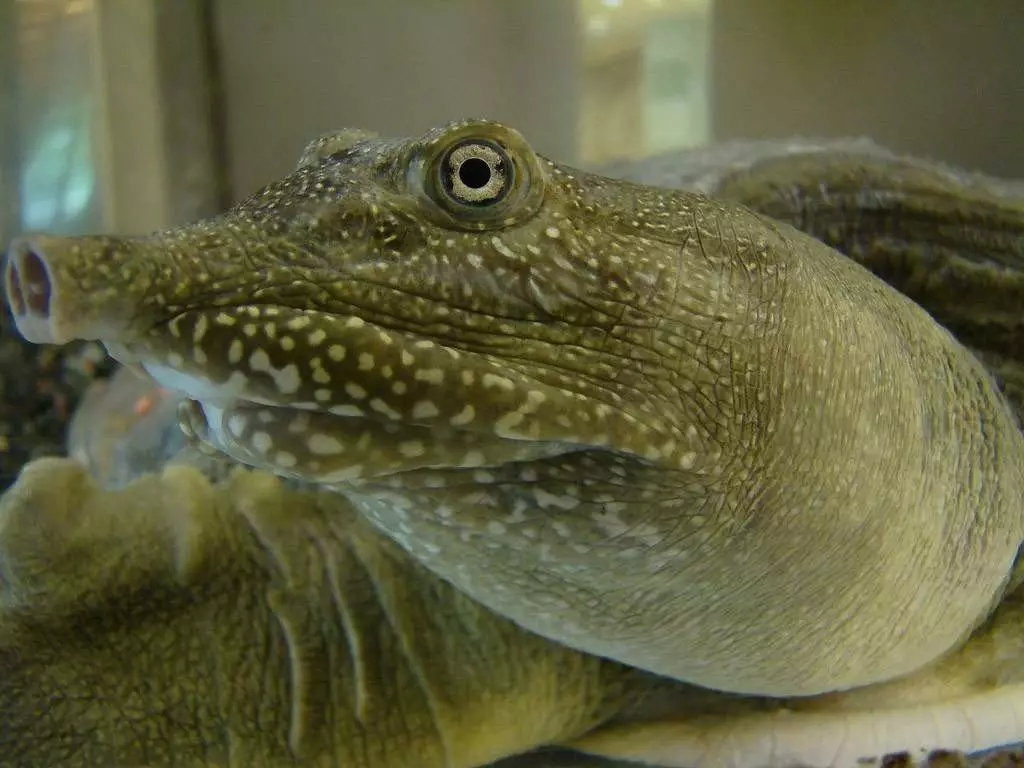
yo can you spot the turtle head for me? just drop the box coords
[3,119,746,483]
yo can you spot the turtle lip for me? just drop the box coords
[110,302,554,431]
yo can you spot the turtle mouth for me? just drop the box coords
[112,304,607,483]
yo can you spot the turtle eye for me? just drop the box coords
[439,139,512,207]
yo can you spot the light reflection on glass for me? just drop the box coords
[21,116,95,229]
[9,0,101,236]
[579,0,711,165]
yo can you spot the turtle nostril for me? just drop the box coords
[5,246,53,319]
[4,251,26,316]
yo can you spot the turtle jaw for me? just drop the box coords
[114,303,617,484]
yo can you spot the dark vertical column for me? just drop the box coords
[153,0,229,224]
[0,0,23,242]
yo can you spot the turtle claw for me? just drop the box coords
[176,397,222,457]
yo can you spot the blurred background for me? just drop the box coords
[1,0,1022,242]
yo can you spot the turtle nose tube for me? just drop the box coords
[3,234,149,346]
[4,237,59,344]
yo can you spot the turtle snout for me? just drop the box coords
[3,234,154,347]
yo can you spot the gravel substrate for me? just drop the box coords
[0,303,115,492]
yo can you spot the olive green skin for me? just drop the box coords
[2,123,1024,767]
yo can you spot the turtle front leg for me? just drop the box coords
[0,459,642,767]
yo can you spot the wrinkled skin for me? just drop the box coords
[3,122,1024,766]
[0,458,656,767]
[605,139,1024,421]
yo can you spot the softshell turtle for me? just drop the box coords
[2,120,1024,768]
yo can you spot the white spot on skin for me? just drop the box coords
[319,464,364,481]
[227,414,247,437]
[358,353,375,371]
[399,440,425,458]
[328,344,346,361]
[280,336,296,352]
[461,449,485,466]
[552,521,572,538]
[345,382,368,400]
[494,410,526,436]
[412,400,440,419]
[275,451,298,468]
[482,373,515,391]
[329,404,364,417]
[193,314,209,343]
[415,368,444,384]
[228,339,244,364]
[308,433,345,455]
[248,349,302,395]
[287,315,312,331]
[307,329,327,346]
[533,488,580,510]
[450,404,475,426]
[545,226,561,239]
[251,431,273,454]
[490,236,517,259]
[526,390,547,405]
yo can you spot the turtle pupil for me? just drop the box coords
[458,157,491,189]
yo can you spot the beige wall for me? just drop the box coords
[581,48,644,164]
[710,0,1024,178]
[213,0,581,199]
